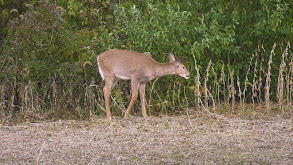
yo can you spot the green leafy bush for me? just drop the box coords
[1,0,292,123]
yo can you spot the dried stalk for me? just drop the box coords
[237,76,242,108]
[204,61,212,109]
[210,65,218,107]
[229,68,235,113]
[242,54,254,111]
[289,57,293,106]
[219,64,226,104]
[277,42,289,112]
[193,56,201,109]
[265,43,276,111]
[252,58,258,111]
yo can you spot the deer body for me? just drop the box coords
[97,49,189,119]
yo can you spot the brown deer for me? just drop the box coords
[97,49,189,119]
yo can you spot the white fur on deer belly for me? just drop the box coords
[97,56,105,80]
[115,74,130,80]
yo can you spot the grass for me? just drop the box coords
[1,109,292,164]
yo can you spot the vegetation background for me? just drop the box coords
[1,0,292,124]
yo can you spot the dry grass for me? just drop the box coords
[1,110,293,165]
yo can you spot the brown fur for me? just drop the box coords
[97,49,189,119]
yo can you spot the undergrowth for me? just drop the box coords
[0,0,292,124]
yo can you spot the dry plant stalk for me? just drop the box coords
[289,57,293,106]
[219,64,227,106]
[0,85,6,121]
[277,55,285,110]
[257,65,263,106]
[285,73,290,106]
[193,56,203,109]
[252,58,258,110]
[204,61,212,109]
[283,42,291,110]
[23,82,37,112]
[210,65,218,107]
[84,77,98,116]
[51,79,57,110]
[237,76,242,108]
[229,69,235,113]
[257,45,265,105]
[208,87,216,111]
[265,43,276,111]
[242,54,254,111]
[277,42,289,112]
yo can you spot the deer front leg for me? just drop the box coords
[139,83,147,118]
[124,80,139,119]
[103,84,112,120]
[103,76,115,120]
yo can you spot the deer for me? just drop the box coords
[97,49,189,120]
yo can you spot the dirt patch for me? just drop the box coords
[1,112,293,164]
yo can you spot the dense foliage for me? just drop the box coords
[1,0,292,123]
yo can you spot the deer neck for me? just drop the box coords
[152,63,175,79]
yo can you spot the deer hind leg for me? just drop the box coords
[124,80,139,119]
[103,75,115,120]
[139,83,147,118]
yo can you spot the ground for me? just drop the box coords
[1,110,293,164]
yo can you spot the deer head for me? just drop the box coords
[168,52,189,79]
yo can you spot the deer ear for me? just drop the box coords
[168,52,176,62]
[176,56,183,63]
[174,61,180,67]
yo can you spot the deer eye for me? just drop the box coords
[182,66,185,70]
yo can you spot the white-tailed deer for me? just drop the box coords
[97,49,189,119]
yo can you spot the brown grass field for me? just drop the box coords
[1,109,293,165]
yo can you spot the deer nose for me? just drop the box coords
[186,72,190,79]
[184,73,190,79]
